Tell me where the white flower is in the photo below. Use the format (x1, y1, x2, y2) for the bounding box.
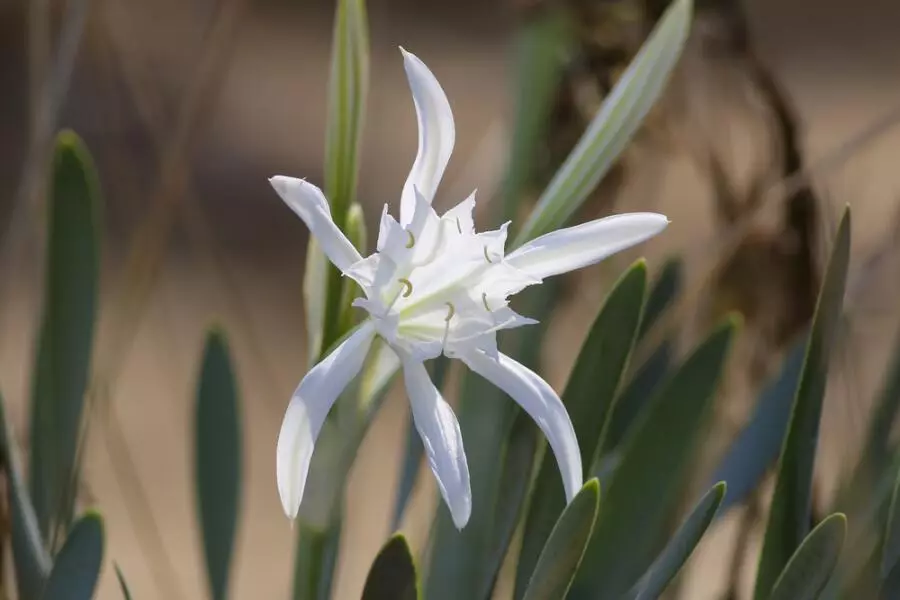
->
(270, 48, 669, 529)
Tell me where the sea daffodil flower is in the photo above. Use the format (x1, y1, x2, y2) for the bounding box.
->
(271, 49, 668, 529)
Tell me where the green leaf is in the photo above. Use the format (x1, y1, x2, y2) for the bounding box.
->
(361, 534, 418, 600)
(195, 328, 242, 600)
(515, 261, 647, 597)
(882, 464, 900, 582)
(571, 317, 737, 599)
(0, 389, 52, 599)
(115, 564, 133, 600)
(754, 208, 851, 600)
(522, 479, 601, 600)
(768, 514, 846, 600)
(513, 0, 693, 245)
(293, 517, 343, 600)
(860, 328, 900, 488)
(43, 512, 104, 600)
(632, 482, 726, 600)
(712, 338, 805, 513)
(29, 131, 101, 547)
(319, 0, 370, 356)
(637, 257, 682, 341)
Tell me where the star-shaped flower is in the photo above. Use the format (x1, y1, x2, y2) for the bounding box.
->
(270, 49, 668, 529)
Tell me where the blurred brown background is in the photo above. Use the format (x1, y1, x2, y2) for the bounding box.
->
(1, 0, 900, 598)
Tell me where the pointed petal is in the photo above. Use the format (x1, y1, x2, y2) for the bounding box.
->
(442, 191, 476, 236)
(402, 358, 471, 528)
(399, 49, 455, 226)
(270, 176, 363, 271)
(459, 349, 582, 502)
(276, 322, 376, 519)
(506, 213, 668, 280)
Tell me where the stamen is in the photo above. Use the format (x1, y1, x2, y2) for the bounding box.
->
(444, 302, 456, 322)
(442, 302, 455, 350)
(398, 278, 413, 298)
(406, 230, 415, 248)
(482, 292, 491, 312)
(483, 246, 494, 264)
(456, 217, 462, 234)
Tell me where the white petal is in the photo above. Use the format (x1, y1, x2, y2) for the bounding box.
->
(276, 322, 376, 519)
(402, 358, 471, 528)
(459, 349, 582, 502)
(270, 176, 363, 272)
(442, 191, 476, 235)
(505, 213, 669, 281)
(399, 48, 455, 226)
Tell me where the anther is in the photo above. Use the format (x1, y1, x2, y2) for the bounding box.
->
(483, 246, 494, 264)
(398, 278, 413, 298)
(482, 292, 491, 312)
(405, 230, 415, 248)
(456, 217, 462, 234)
(444, 302, 456, 322)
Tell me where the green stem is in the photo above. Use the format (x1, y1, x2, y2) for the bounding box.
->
(291, 516, 343, 600)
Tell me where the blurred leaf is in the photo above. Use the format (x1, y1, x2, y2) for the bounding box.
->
(768, 513, 846, 600)
(711, 339, 806, 513)
(30, 130, 101, 547)
(359, 338, 401, 415)
(754, 208, 851, 600)
(303, 239, 328, 365)
(631, 482, 726, 600)
(600, 340, 673, 456)
(500, 9, 569, 222)
(861, 328, 900, 484)
(513, 0, 693, 245)
(522, 479, 601, 600)
(882, 464, 900, 582)
(195, 329, 242, 600)
(319, 0, 370, 356)
(340, 202, 368, 332)
(515, 261, 647, 597)
(115, 564, 133, 600)
(0, 390, 52, 599)
(43, 512, 104, 600)
(571, 317, 737, 599)
(361, 534, 418, 600)
(637, 257, 683, 341)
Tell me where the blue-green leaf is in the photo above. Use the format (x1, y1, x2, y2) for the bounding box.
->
(513, 0, 693, 245)
(361, 534, 418, 600)
(571, 317, 737, 599)
(0, 389, 52, 599)
(632, 482, 726, 600)
(43, 512, 104, 600)
(195, 328, 242, 600)
(754, 208, 851, 600)
(712, 339, 806, 513)
(29, 130, 101, 546)
(637, 257, 682, 341)
(515, 261, 647, 598)
(882, 463, 900, 583)
(768, 513, 846, 600)
(522, 480, 600, 600)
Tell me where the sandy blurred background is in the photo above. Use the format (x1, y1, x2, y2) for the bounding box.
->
(1, 0, 900, 598)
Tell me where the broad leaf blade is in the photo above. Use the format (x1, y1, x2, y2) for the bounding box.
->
(514, 0, 693, 245)
(572, 318, 737, 599)
(754, 208, 851, 600)
(515, 261, 647, 597)
(30, 130, 101, 545)
(632, 482, 726, 600)
(361, 534, 418, 600)
(769, 513, 846, 600)
(712, 339, 806, 513)
(195, 329, 242, 600)
(0, 390, 52, 598)
(522, 480, 601, 600)
(43, 512, 104, 600)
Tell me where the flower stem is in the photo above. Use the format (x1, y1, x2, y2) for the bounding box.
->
(291, 516, 342, 600)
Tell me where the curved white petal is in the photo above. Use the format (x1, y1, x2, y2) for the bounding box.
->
(442, 191, 476, 236)
(459, 349, 582, 502)
(402, 358, 471, 528)
(270, 176, 363, 271)
(399, 48, 455, 226)
(276, 322, 376, 519)
(506, 213, 669, 281)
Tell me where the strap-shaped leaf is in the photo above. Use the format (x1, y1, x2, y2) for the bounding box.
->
(515, 261, 647, 597)
(882, 464, 900, 585)
(637, 257, 682, 341)
(632, 482, 726, 600)
(768, 513, 846, 600)
(522, 479, 601, 600)
(29, 130, 101, 545)
(514, 0, 693, 245)
(43, 512, 104, 600)
(0, 390, 52, 598)
(195, 328, 242, 600)
(754, 208, 851, 599)
(115, 564, 134, 600)
(361, 534, 418, 600)
(571, 317, 737, 599)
